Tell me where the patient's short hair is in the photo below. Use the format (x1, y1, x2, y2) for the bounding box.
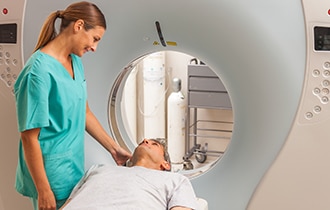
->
(150, 138, 171, 167)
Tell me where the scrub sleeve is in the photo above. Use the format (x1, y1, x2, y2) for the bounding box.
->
(14, 50, 87, 201)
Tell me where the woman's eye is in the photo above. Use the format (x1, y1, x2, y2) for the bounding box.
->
(93, 37, 100, 42)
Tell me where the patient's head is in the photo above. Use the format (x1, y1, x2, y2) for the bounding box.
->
(130, 138, 171, 171)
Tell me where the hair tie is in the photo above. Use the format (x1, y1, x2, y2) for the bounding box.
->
(56, 10, 62, 18)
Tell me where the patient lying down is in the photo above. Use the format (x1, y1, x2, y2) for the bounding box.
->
(61, 138, 198, 210)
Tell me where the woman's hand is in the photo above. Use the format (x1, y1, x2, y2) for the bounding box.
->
(38, 189, 56, 210)
(111, 145, 132, 166)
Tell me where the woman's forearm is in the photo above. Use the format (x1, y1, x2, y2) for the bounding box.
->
(21, 128, 53, 195)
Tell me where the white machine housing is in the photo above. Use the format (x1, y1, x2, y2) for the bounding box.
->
(1, 0, 330, 209)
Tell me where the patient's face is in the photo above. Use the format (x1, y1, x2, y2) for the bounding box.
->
(134, 139, 165, 163)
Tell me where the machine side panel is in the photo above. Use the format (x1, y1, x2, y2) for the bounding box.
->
(248, 0, 330, 209)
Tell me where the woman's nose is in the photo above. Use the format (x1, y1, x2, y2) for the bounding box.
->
(90, 43, 98, 52)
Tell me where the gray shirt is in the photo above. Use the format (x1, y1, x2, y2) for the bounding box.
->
(63, 164, 198, 210)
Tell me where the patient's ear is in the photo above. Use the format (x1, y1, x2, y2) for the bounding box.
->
(161, 161, 171, 171)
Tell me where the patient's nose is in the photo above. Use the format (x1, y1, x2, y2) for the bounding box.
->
(142, 139, 149, 144)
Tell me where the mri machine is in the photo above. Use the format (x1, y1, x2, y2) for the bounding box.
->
(1, 0, 330, 209)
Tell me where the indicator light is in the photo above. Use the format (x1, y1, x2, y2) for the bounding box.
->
(2, 8, 8, 15)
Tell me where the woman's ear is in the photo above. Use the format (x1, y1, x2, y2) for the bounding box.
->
(74, 19, 85, 32)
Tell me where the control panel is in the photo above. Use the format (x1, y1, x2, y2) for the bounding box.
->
(299, 0, 330, 124)
(0, 1, 25, 96)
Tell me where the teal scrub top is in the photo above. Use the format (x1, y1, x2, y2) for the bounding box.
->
(14, 50, 87, 200)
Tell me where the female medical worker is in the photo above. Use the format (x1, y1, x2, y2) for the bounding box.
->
(14, 2, 132, 210)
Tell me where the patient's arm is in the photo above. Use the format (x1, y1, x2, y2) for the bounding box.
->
(171, 206, 192, 210)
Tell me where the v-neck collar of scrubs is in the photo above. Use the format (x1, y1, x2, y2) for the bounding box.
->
(39, 50, 76, 80)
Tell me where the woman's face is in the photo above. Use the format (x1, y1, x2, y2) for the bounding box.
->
(73, 23, 105, 57)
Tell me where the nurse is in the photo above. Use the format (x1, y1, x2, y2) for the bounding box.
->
(14, 1, 131, 210)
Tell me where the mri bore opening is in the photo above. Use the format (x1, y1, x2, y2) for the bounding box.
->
(108, 51, 233, 178)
